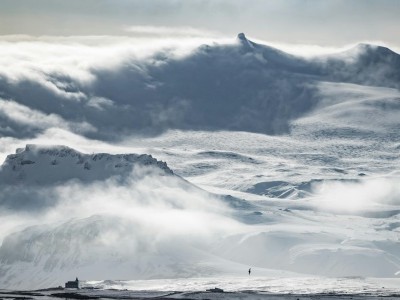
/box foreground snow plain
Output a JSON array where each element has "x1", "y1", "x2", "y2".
[{"x1": 85, "y1": 276, "x2": 400, "y2": 295}]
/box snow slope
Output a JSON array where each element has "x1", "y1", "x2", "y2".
[
  {"x1": 0, "y1": 142, "x2": 399, "y2": 289},
  {"x1": 0, "y1": 145, "x2": 263, "y2": 289}
]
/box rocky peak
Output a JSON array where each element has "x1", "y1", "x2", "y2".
[{"x1": 0, "y1": 144, "x2": 173, "y2": 185}]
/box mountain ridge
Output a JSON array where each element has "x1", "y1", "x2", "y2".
[
  {"x1": 1, "y1": 34, "x2": 399, "y2": 140},
  {"x1": 0, "y1": 144, "x2": 173, "y2": 186}
]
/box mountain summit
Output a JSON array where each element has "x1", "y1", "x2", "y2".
[{"x1": 0, "y1": 144, "x2": 173, "y2": 185}]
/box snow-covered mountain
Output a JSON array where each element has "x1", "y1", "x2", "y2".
[
  {"x1": 0, "y1": 144, "x2": 172, "y2": 185},
  {"x1": 0, "y1": 34, "x2": 399, "y2": 139},
  {"x1": 0, "y1": 34, "x2": 399, "y2": 290},
  {"x1": 0, "y1": 143, "x2": 399, "y2": 289},
  {"x1": 321, "y1": 43, "x2": 400, "y2": 88},
  {"x1": 0, "y1": 145, "x2": 256, "y2": 289}
]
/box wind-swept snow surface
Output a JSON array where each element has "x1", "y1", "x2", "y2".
[
  {"x1": 85, "y1": 276, "x2": 400, "y2": 296},
  {"x1": 0, "y1": 34, "x2": 399, "y2": 290}
]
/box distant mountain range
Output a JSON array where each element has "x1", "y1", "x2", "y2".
[{"x1": 0, "y1": 33, "x2": 399, "y2": 140}]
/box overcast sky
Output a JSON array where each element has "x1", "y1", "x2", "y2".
[{"x1": 0, "y1": 0, "x2": 399, "y2": 47}]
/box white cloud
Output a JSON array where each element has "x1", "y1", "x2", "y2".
[
  {"x1": 124, "y1": 25, "x2": 220, "y2": 38},
  {"x1": 0, "y1": 165, "x2": 245, "y2": 273},
  {"x1": 86, "y1": 97, "x2": 114, "y2": 110},
  {"x1": 312, "y1": 176, "x2": 400, "y2": 213},
  {"x1": 0, "y1": 99, "x2": 96, "y2": 133}
]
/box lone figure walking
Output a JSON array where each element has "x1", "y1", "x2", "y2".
[{"x1": 248, "y1": 268, "x2": 251, "y2": 275}]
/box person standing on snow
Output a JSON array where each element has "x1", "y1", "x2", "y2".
[{"x1": 248, "y1": 268, "x2": 251, "y2": 275}]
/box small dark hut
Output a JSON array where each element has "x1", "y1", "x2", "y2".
[{"x1": 65, "y1": 277, "x2": 80, "y2": 289}]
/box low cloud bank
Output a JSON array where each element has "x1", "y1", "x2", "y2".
[
  {"x1": 312, "y1": 176, "x2": 400, "y2": 214},
  {"x1": 0, "y1": 165, "x2": 247, "y2": 288}
]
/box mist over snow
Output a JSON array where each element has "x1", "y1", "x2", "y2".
[
  {"x1": 0, "y1": 33, "x2": 399, "y2": 290},
  {"x1": 0, "y1": 145, "x2": 249, "y2": 289}
]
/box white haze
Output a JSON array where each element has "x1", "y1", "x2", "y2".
[
  {"x1": 124, "y1": 26, "x2": 220, "y2": 38},
  {"x1": 0, "y1": 34, "x2": 389, "y2": 91},
  {"x1": 0, "y1": 166, "x2": 243, "y2": 241},
  {"x1": 312, "y1": 176, "x2": 400, "y2": 213}
]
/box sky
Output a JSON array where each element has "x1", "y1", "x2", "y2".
[{"x1": 0, "y1": 0, "x2": 400, "y2": 47}]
